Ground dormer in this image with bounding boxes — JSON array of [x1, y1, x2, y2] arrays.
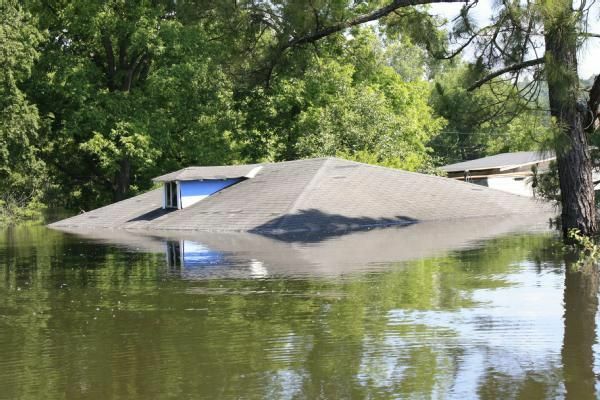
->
[[152, 165, 262, 209]]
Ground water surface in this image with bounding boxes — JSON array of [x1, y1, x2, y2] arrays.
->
[[1, 220, 598, 399]]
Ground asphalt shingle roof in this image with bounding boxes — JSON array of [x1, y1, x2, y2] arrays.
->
[[49, 157, 551, 234], [440, 151, 555, 173], [152, 164, 261, 182]]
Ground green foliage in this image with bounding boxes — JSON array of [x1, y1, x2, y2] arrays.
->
[[25, 0, 241, 207], [80, 121, 158, 178], [294, 61, 444, 171], [565, 228, 600, 270], [0, 1, 48, 223], [240, 29, 446, 171], [429, 64, 552, 164], [532, 160, 561, 204], [486, 112, 553, 154]]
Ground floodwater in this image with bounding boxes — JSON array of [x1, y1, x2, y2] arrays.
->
[[1, 217, 599, 399]]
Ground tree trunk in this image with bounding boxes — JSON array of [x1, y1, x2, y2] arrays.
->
[[553, 115, 597, 237], [543, 0, 597, 236], [114, 158, 131, 202]]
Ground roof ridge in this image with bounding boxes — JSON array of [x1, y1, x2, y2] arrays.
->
[[334, 158, 509, 189], [159, 157, 332, 172], [263, 157, 335, 165], [335, 158, 551, 199], [179, 163, 261, 169], [444, 150, 554, 163], [440, 150, 556, 172], [272, 158, 332, 230]]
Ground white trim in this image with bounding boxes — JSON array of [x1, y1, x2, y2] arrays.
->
[[497, 157, 555, 171], [244, 166, 263, 178], [164, 181, 178, 209], [176, 181, 182, 209], [162, 183, 167, 209]]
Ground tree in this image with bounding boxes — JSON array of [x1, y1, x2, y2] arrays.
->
[[239, 28, 445, 170], [25, 0, 242, 208], [430, 64, 552, 163], [251, 0, 600, 237], [0, 1, 47, 221], [23, 1, 448, 209]]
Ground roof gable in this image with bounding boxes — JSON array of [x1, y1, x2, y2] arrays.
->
[[153, 164, 263, 182]]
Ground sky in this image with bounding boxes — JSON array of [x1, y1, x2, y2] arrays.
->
[[429, 0, 600, 79]]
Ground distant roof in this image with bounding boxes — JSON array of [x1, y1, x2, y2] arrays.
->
[[441, 151, 555, 173], [153, 164, 262, 182], [49, 157, 551, 234]]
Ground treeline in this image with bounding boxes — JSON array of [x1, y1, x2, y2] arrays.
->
[[1, 0, 549, 221]]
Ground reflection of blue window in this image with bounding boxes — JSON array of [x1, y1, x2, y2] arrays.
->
[[181, 241, 223, 267], [166, 241, 181, 267]]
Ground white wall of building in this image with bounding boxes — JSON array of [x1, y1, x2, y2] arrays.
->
[[486, 176, 534, 197]]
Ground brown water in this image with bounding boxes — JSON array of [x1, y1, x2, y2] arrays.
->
[[0, 221, 598, 399]]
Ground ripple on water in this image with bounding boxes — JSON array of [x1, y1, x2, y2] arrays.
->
[[0, 223, 593, 399]]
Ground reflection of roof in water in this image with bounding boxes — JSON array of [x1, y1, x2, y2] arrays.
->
[[49, 158, 552, 234], [57, 213, 554, 278]]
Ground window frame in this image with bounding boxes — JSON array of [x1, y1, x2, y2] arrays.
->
[[164, 181, 179, 209]]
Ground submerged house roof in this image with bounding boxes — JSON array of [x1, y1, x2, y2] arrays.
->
[[441, 151, 555, 174], [49, 157, 550, 234]]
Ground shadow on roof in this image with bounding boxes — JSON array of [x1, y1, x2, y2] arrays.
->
[[249, 208, 418, 242], [127, 207, 175, 222]]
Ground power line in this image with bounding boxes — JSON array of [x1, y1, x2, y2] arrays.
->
[[439, 130, 547, 136]]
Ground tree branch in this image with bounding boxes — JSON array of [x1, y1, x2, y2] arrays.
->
[[581, 32, 600, 38], [284, 0, 468, 49], [467, 57, 545, 91], [259, 0, 468, 87], [429, 28, 480, 59], [118, 37, 129, 71], [101, 33, 116, 91]]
